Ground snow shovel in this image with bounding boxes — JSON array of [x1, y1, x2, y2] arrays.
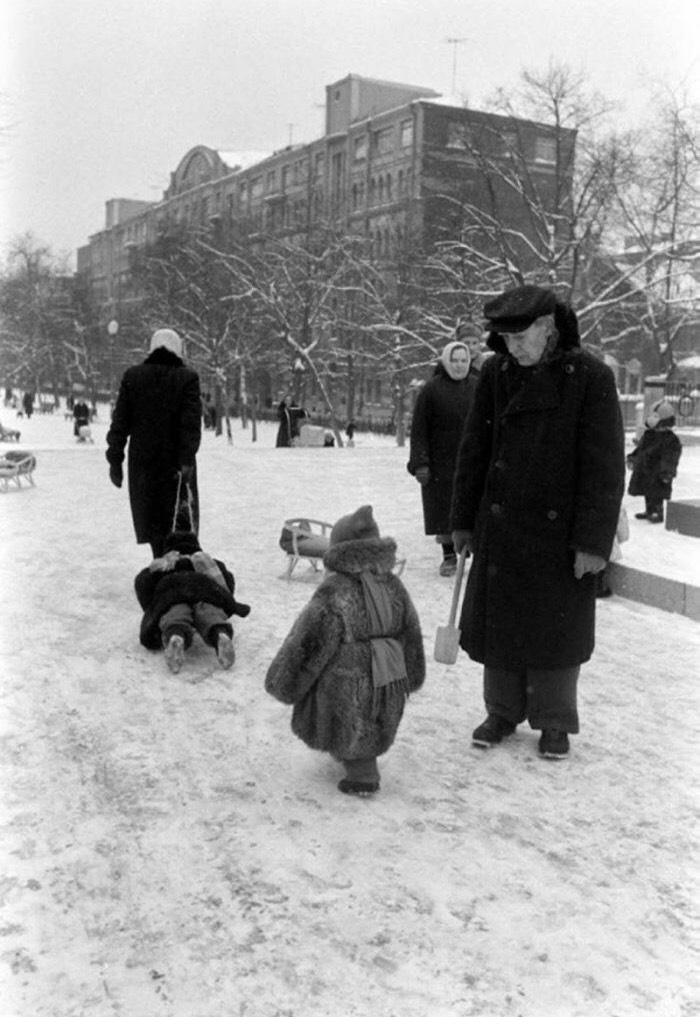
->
[[433, 548, 468, 664]]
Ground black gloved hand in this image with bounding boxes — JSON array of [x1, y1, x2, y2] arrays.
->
[[414, 466, 431, 486], [109, 465, 123, 489], [179, 464, 194, 484]]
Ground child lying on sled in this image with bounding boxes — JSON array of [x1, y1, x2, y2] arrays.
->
[[134, 529, 251, 673]]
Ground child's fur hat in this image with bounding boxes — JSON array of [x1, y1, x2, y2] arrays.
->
[[330, 505, 380, 546]]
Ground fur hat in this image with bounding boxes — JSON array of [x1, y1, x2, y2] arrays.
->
[[149, 328, 183, 358], [330, 505, 380, 546], [163, 530, 201, 555]]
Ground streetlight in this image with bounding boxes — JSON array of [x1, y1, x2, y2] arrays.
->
[[107, 319, 119, 407]]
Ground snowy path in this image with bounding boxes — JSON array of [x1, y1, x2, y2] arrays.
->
[[0, 417, 698, 1016]]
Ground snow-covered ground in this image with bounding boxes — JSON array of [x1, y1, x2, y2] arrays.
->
[[1, 409, 698, 1017]]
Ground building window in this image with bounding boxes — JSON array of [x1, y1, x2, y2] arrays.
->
[[378, 176, 385, 203], [447, 121, 475, 150], [397, 169, 404, 195], [239, 181, 247, 202], [282, 165, 290, 189], [266, 170, 277, 193], [400, 119, 413, 148], [535, 136, 557, 164], [314, 152, 325, 177], [386, 173, 392, 201], [251, 177, 263, 199], [354, 135, 368, 161], [373, 127, 393, 155]]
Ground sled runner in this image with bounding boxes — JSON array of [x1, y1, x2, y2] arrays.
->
[[0, 450, 37, 492]]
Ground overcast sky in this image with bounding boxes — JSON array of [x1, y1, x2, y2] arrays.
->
[[1, 0, 697, 268]]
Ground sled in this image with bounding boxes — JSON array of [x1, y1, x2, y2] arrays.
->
[[0, 451, 37, 492], [279, 517, 333, 577], [0, 423, 21, 442], [292, 423, 334, 448]]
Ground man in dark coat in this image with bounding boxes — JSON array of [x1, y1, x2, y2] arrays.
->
[[106, 328, 202, 557], [408, 340, 477, 575], [450, 285, 625, 759]]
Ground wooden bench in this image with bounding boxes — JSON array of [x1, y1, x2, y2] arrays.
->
[[0, 451, 37, 492]]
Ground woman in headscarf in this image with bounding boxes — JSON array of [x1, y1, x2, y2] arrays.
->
[[407, 336, 477, 575]]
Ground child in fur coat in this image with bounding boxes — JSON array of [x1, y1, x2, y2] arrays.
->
[[265, 505, 425, 796], [135, 529, 251, 674], [627, 399, 682, 524]]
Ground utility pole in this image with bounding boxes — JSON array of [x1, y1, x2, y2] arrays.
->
[[287, 123, 295, 146], [445, 37, 468, 94]]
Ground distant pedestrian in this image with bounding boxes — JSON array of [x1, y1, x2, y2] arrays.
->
[[627, 399, 682, 524], [407, 339, 477, 576], [265, 505, 425, 796], [22, 391, 34, 418], [106, 328, 202, 557], [72, 398, 90, 437], [345, 419, 356, 447], [455, 320, 487, 376]]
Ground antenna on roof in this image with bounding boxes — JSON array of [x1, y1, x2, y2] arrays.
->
[[445, 37, 469, 94], [287, 123, 295, 146]]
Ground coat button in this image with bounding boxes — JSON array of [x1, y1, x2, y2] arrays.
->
[[494, 459, 505, 470], [491, 503, 503, 516], [500, 361, 509, 372], [547, 509, 558, 520], [565, 364, 574, 374]]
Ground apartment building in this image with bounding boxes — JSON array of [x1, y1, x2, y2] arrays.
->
[[77, 73, 574, 315]]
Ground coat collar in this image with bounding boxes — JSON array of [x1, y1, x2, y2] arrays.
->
[[323, 537, 397, 576]]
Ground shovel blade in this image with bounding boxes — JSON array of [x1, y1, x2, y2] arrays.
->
[[433, 624, 461, 664]]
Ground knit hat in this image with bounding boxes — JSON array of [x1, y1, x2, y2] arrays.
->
[[646, 399, 676, 428], [149, 328, 183, 358], [330, 505, 380, 546], [163, 530, 201, 555]]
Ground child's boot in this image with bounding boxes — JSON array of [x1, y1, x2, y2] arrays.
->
[[338, 757, 380, 796], [164, 633, 185, 673], [216, 632, 236, 669]]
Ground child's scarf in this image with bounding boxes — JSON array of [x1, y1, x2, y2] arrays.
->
[[360, 572, 409, 717]]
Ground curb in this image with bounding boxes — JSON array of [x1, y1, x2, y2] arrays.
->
[[607, 562, 700, 622]]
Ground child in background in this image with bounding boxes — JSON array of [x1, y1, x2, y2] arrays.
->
[[627, 399, 682, 524], [265, 505, 425, 796], [135, 529, 251, 673]]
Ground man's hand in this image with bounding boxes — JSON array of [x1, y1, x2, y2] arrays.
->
[[109, 466, 123, 489], [574, 550, 606, 579], [414, 466, 431, 486], [452, 530, 473, 555], [179, 464, 194, 484]]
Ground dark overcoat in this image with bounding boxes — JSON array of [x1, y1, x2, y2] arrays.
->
[[134, 556, 250, 649], [106, 349, 202, 546], [265, 537, 425, 760], [450, 347, 625, 670], [628, 426, 682, 502], [407, 364, 477, 535]]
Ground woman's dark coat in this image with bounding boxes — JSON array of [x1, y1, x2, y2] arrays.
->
[[407, 364, 477, 534], [265, 537, 425, 760], [134, 556, 250, 649], [628, 425, 682, 503], [450, 343, 625, 670], [106, 349, 201, 546]]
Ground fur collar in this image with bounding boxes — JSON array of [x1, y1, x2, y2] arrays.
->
[[323, 536, 397, 576]]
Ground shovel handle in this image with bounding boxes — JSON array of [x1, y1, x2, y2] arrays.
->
[[447, 548, 468, 627]]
